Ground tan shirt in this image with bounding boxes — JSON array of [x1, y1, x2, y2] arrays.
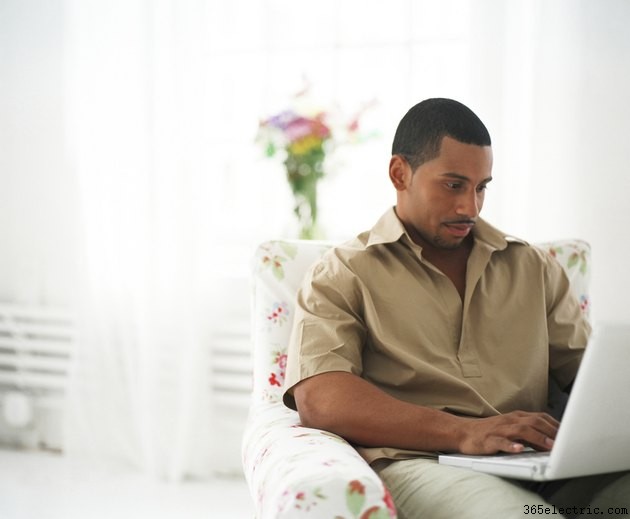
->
[[283, 208, 590, 464]]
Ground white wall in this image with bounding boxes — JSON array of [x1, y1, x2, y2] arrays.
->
[[470, 0, 630, 323], [571, 0, 630, 323], [1, 0, 629, 318], [0, 0, 80, 307]]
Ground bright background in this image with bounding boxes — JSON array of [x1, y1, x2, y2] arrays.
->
[[1, 0, 629, 487]]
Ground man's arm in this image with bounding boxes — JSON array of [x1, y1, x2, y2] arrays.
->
[[294, 371, 558, 455]]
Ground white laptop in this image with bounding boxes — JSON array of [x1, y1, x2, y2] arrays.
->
[[438, 323, 630, 481]]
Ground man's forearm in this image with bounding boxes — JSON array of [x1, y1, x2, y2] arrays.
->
[[292, 371, 559, 455], [294, 370, 463, 451]]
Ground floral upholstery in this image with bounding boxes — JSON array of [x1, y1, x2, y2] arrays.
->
[[540, 240, 591, 316], [242, 238, 591, 518]]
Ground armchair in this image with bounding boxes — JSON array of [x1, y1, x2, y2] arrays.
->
[[242, 238, 590, 518]]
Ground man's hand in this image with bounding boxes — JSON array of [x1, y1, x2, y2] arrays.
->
[[455, 411, 559, 455]]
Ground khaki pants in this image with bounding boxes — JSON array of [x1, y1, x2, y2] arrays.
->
[[375, 458, 630, 519]]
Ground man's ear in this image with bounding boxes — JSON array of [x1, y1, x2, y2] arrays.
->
[[389, 155, 411, 191]]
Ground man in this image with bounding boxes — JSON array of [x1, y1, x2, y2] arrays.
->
[[282, 99, 630, 518]]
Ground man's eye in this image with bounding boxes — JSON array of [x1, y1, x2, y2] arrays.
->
[[446, 182, 461, 190], [477, 184, 488, 192]]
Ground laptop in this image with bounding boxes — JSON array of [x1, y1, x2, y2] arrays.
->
[[438, 323, 630, 481]]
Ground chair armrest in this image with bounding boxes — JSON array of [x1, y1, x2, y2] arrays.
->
[[242, 402, 396, 518]]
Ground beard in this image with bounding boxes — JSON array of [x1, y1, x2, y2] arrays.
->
[[402, 218, 474, 252], [432, 232, 468, 250]]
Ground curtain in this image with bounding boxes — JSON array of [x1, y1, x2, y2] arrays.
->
[[57, 0, 630, 481], [63, 0, 216, 481], [57, 0, 493, 481]]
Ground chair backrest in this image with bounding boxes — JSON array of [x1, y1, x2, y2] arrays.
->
[[250, 238, 591, 404], [251, 240, 332, 404], [538, 239, 591, 315]]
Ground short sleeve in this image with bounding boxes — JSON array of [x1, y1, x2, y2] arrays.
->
[[282, 254, 367, 410]]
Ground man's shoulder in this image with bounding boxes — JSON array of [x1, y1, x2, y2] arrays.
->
[[473, 220, 564, 276], [315, 231, 388, 272], [306, 224, 405, 292], [490, 236, 565, 281], [477, 220, 553, 259]]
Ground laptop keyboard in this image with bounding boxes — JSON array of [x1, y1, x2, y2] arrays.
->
[[487, 451, 550, 461]]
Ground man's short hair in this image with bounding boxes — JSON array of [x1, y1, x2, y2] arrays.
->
[[391, 98, 491, 170]]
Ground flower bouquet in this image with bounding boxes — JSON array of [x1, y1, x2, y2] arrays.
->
[[257, 89, 373, 239]]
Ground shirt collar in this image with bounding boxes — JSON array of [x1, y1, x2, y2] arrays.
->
[[366, 207, 528, 251]]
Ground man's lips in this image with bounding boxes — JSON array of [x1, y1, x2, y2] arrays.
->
[[443, 221, 475, 237]]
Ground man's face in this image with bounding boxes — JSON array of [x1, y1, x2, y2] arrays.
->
[[390, 135, 493, 251]]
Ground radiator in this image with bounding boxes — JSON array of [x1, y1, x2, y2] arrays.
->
[[0, 300, 253, 469], [0, 303, 75, 450]]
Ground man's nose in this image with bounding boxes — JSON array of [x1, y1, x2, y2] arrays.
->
[[456, 191, 480, 218]]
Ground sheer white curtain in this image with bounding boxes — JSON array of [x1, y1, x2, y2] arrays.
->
[[56, 0, 630, 481], [63, 0, 216, 480], [467, 0, 585, 241], [58, 0, 476, 480]]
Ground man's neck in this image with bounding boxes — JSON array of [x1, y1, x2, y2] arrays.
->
[[418, 236, 474, 301], [421, 235, 473, 263]]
